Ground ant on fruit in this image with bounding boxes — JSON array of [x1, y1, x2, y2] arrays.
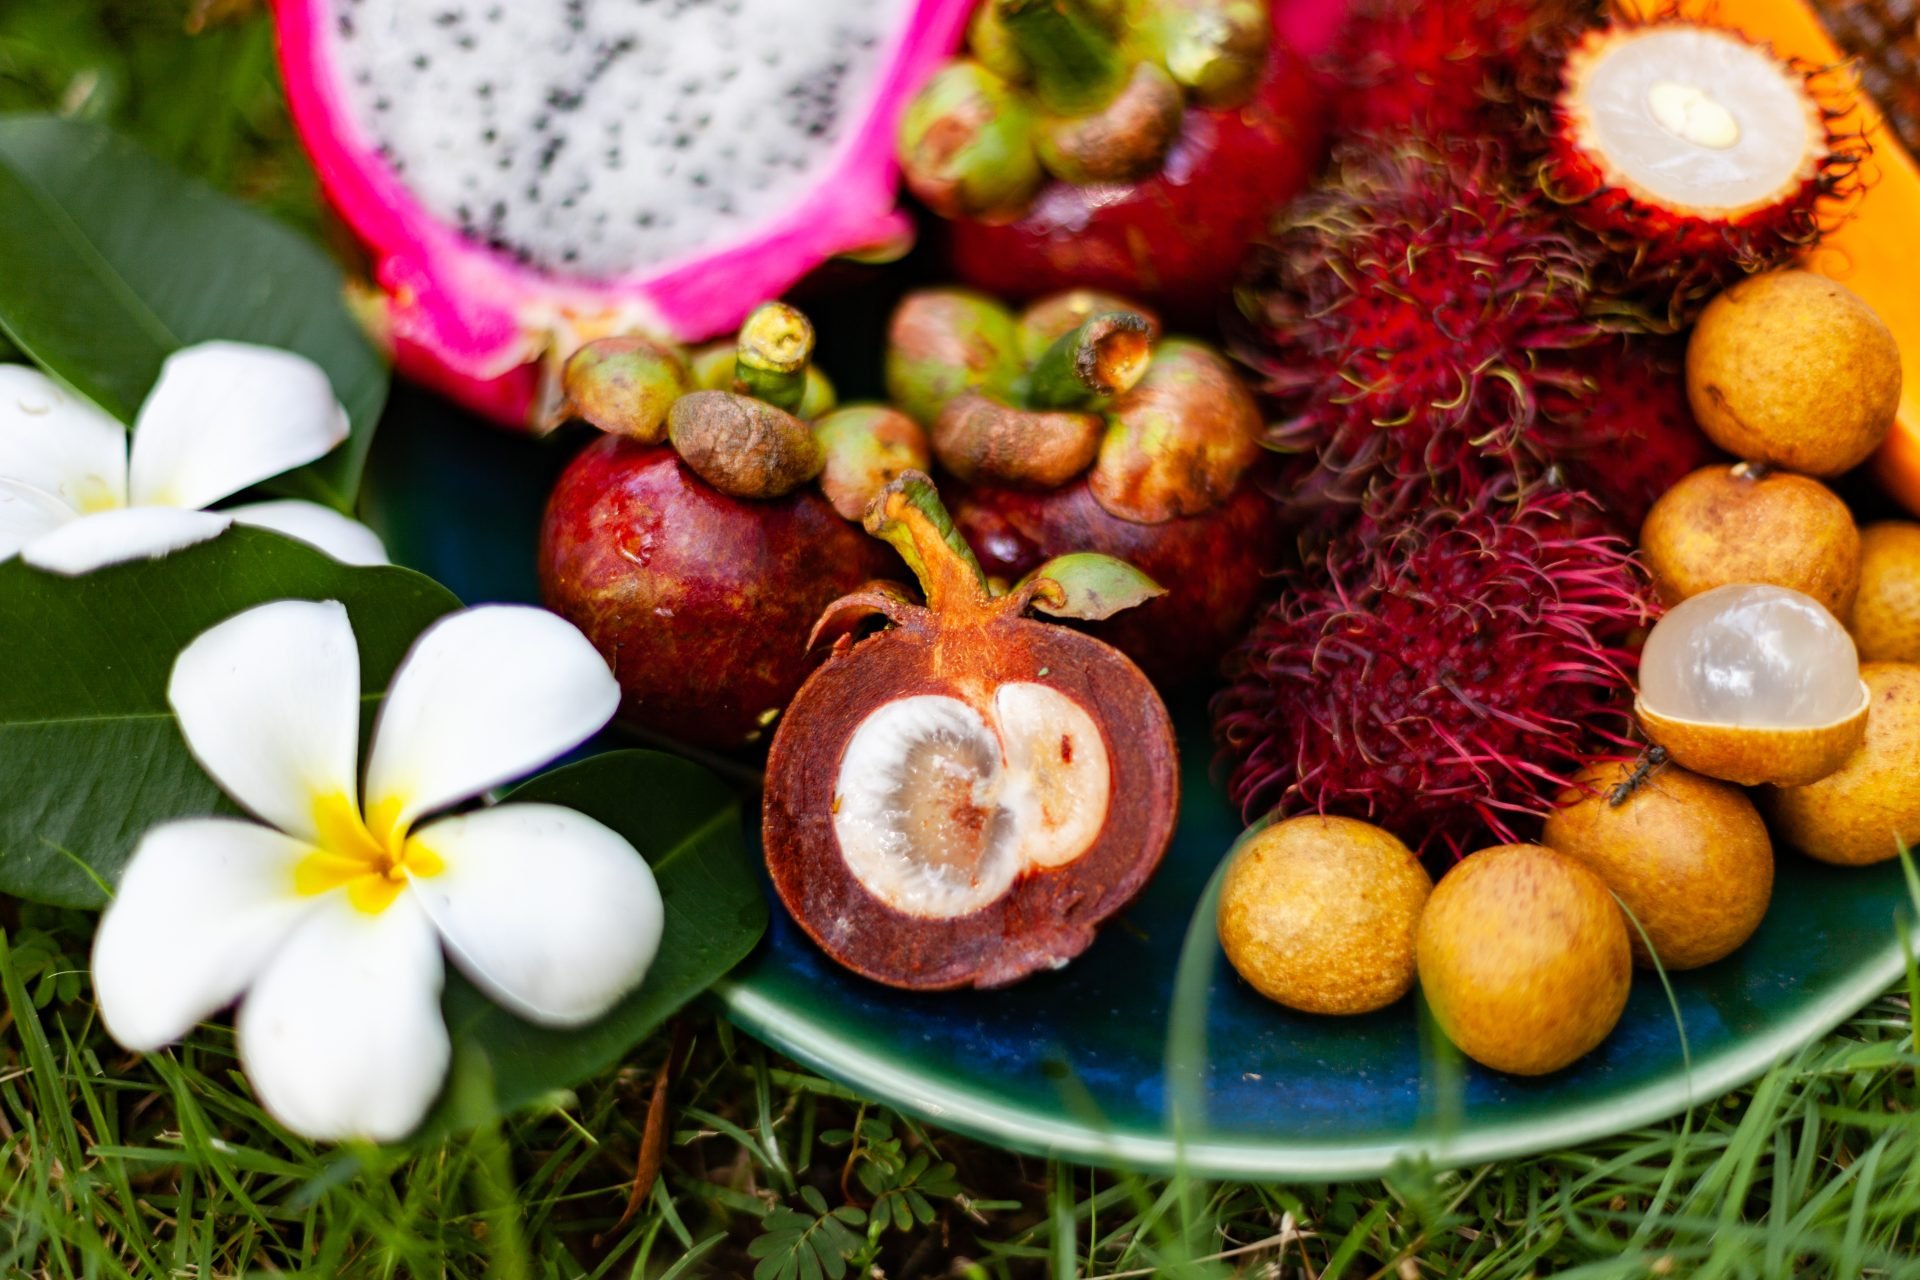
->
[[1608, 746, 1671, 807]]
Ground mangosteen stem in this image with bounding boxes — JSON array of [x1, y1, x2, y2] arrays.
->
[[1025, 310, 1155, 409], [734, 302, 816, 413], [996, 0, 1128, 117], [1134, 0, 1270, 107], [864, 472, 993, 614]]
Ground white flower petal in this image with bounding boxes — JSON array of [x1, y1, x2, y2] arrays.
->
[[168, 599, 363, 843], [364, 607, 618, 837], [127, 342, 349, 510], [409, 804, 662, 1027], [0, 364, 128, 511], [21, 506, 230, 576], [226, 499, 389, 566], [0, 479, 77, 559], [236, 892, 448, 1143], [91, 818, 318, 1051]]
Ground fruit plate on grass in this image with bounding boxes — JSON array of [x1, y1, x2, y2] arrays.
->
[[370, 392, 1920, 1180]]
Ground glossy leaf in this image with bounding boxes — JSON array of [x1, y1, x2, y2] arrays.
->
[[0, 525, 460, 907], [0, 115, 387, 510], [438, 750, 766, 1122]]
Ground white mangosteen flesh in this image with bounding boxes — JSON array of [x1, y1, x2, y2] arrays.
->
[[1570, 25, 1823, 215], [832, 684, 1112, 918], [1639, 583, 1860, 728]]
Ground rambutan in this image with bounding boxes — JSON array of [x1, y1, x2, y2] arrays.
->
[[1535, 18, 1867, 326], [1235, 139, 1604, 502], [1536, 335, 1724, 531], [1327, 0, 1599, 141], [1212, 478, 1653, 857]]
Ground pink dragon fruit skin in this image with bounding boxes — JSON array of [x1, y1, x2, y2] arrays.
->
[[274, 0, 975, 428]]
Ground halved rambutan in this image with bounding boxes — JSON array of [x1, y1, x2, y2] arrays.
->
[[1212, 477, 1653, 857], [1235, 138, 1604, 502], [1535, 18, 1867, 325], [1328, 0, 1598, 141]]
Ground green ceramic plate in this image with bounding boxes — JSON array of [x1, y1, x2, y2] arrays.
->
[[371, 388, 1919, 1180]]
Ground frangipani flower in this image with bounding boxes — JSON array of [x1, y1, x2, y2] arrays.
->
[[0, 343, 385, 576], [92, 599, 663, 1142]]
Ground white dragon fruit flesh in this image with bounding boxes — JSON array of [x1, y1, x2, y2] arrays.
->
[[276, 0, 972, 426]]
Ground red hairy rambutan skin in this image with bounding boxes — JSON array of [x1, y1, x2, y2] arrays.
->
[[1328, 0, 1598, 141], [1235, 138, 1604, 504], [1536, 335, 1725, 531], [1212, 478, 1653, 857], [1534, 20, 1869, 328]]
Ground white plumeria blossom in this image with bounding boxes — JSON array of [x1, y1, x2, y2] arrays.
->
[[91, 600, 664, 1142], [0, 343, 386, 575]]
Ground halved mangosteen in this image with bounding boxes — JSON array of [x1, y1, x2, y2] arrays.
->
[[762, 472, 1180, 990]]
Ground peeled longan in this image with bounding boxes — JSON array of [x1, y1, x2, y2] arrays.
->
[[1416, 844, 1630, 1076], [1216, 816, 1431, 1015], [1768, 662, 1920, 866], [1686, 271, 1900, 477], [1639, 463, 1860, 616], [1542, 762, 1772, 970], [1851, 523, 1920, 662]]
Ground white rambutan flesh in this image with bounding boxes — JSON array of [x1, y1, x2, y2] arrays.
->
[[1563, 23, 1825, 220]]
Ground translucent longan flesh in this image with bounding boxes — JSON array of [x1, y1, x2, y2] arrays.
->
[[1640, 583, 1861, 728], [832, 685, 1110, 918], [1577, 26, 1820, 213]]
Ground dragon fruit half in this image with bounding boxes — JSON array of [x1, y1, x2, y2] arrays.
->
[[275, 0, 974, 426]]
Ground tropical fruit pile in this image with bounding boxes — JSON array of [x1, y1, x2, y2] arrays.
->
[[279, 0, 1920, 1075]]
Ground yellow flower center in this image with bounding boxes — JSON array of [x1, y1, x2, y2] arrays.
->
[[293, 791, 445, 915], [74, 476, 124, 515]]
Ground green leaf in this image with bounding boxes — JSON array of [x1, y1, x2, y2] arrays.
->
[[438, 750, 767, 1122], [1020, 551, 1165, 621], [0, 114, 387, 510], [0, 525, 460, 908]]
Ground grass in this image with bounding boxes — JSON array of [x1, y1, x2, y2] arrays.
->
[[5, 3, 1920, 1276], [5, 894, 1920, 1278]]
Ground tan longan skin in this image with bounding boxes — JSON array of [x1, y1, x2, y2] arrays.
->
[[1216, 816, 1432, 1015], [1851, 523, 1920, 662], [1686, 271, 1901, 477], [1639, 464, 1860, 616], [1542, 763, 1773, 970], [1416, 844, 1631, 1076], [1768, 663, 1920, 865]]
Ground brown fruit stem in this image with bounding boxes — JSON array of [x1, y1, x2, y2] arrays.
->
[[1026, 310, 1154, 408], [561, 337, 691, 443], [1017, 290, 1162, 362], [932, 392, 1104, 489], [997, 0, 1127, 116], [864, 472, 994, 617], [668, 390, 824, 499], [1034, 61, 1184, 185], [859, 472, 1162, 627]]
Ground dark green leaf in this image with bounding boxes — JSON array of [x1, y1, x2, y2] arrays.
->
[[438, 750, 767, 1121], [0, 115, 387, 510], [0, 525, 461, 908]]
